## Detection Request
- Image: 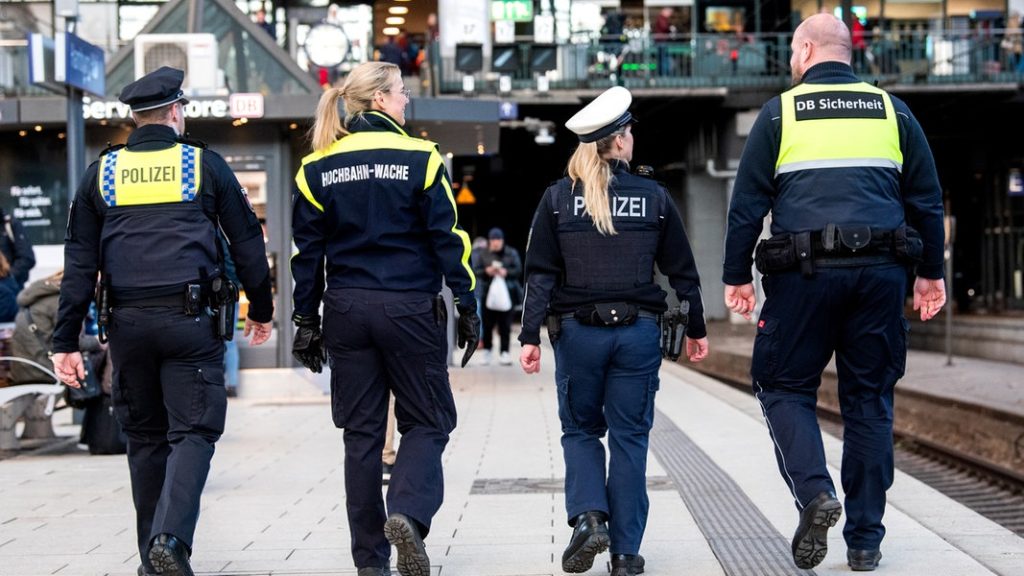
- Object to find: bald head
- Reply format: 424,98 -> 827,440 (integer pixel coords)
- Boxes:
789,14 -> 853,84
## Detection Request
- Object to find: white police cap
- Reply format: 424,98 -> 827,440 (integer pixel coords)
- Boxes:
565,86 -> 634,143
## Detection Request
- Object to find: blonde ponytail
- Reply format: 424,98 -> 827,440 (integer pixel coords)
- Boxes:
310,87 -> 348,153
566,130 -> 624,235
308,61 -> 401,153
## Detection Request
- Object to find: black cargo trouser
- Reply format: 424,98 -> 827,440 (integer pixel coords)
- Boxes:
322,288 -> 456,570
107,305 -> 226,561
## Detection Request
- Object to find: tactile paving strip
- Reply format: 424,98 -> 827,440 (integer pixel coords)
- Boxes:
650,409 -> 815,576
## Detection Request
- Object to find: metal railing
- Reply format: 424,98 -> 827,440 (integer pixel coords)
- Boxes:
3,29 -> 1023,100
433,30 -> 1024,95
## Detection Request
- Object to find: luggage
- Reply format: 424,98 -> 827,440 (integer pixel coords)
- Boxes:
82,394 -> 127,455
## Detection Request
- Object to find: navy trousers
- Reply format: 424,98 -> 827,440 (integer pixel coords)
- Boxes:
553,317 -> 661,555
322,288 -> 456,570
751,264 -> 908,550
108,306 -> 226,560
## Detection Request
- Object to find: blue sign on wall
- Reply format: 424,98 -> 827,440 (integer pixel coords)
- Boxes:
55,33 -> 105,97
499,101 -> 518,120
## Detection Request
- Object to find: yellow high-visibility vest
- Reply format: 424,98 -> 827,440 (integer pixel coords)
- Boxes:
776,82 -> 902,177
98,144 -> 202,206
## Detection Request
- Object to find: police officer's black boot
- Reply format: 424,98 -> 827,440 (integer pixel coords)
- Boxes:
610,553 -> 645,576
136,558 -> 158,576
356,566 -> 393,576
561,511 -> 610,573
148,533 -> 194,576
791,491 -> 842,569
384,513 -> 430,576
847,548 -> 882,571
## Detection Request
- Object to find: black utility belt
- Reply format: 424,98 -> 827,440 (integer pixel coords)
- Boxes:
755,225 -> 923,277
112,279 -> 238,316
561,302 -> 659,328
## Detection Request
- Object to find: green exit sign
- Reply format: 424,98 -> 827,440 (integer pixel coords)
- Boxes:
492,0 -> 533,22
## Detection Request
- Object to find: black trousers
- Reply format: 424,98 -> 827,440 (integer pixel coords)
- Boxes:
108,306 -> 226,560
323,288 -> 456,570
482,307 -> 512,353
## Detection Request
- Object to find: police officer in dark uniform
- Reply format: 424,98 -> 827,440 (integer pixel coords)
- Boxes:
290,61 -> 479,576
723,14 -> 946,572
52,67 -> 275,576
519,86 -> 709,576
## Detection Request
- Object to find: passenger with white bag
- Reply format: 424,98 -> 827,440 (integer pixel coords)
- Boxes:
473,228 -> 522,365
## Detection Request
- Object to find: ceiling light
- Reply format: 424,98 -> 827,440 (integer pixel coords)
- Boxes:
383,27 -> 400,36
34,125 -> 42,131
389,6 -> 409,15
385,16 -> 405,25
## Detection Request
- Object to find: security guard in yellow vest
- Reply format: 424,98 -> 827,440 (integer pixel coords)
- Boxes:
722,15 -> 946,573
52,67 -> 274,576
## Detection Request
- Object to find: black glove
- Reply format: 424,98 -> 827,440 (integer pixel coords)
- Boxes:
456,305 -> 480,368
292,313 -> 327,373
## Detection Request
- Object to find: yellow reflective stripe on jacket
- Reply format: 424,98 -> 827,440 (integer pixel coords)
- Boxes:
777,82 -> 902,177
439,172 -> 476,291
296,131 -> 440,211
98,144 -> 202,206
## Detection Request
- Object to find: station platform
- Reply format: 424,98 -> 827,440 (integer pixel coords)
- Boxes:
1,337 -> 1022,576
692,321 -> 1024,480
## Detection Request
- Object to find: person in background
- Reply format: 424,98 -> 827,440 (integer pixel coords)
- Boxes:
219,234 -> 241,397
722,14 -> 946,572
473,227 -> 522,366
0,253 -> 20,322
254,8 -> 276,41
519,86 -> 708,576
0,206 -> 35,291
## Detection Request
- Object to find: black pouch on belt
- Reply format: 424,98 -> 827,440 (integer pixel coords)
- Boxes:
754,234 -> 798,274
837,225 -> 873,252
576,302 -> 637,327
892,226 -> 924,264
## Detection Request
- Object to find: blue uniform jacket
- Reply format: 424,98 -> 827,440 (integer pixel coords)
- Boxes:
519,162 -> 706,345
291,111 -> 476,316
723,62 -> 945,285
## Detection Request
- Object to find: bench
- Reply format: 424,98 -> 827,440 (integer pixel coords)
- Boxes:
0,357 -> 64,451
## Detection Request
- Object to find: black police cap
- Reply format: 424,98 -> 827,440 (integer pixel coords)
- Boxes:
119,66 -> 189,112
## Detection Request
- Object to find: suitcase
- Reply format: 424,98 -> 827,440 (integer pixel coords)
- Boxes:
83,394 -> 127,455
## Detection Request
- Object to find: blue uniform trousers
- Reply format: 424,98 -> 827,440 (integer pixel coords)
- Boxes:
108,306 -> 226,560
553,317 -> 661,555
751,264 -> 908,550
322,288 -> 456,570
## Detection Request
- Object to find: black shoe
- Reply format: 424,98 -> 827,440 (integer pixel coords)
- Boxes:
791,491 -> 842,569
382,463 -> 393,485
137,561 -> 158,576
610,553 -> 645,576
561,511 -> 610,573
384,513 -> 430,576
148,534 -> 194,576
848,549 -> 882,571
357,567 -> 392,576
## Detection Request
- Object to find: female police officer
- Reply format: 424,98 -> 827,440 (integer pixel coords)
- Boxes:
290,61 -> 479,576
518,86 -> 709,576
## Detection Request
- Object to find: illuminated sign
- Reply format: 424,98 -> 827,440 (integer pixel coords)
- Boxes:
55,33 -> 105,96
82,98 -> 231,120
229,93 -> 264,119
491,0 -> 533,22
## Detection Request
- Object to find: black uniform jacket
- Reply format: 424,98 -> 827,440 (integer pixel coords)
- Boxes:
291,111 -> 476,316
53,124 -> 274,353
519,161 -> 706,345
723,62 -> 945,285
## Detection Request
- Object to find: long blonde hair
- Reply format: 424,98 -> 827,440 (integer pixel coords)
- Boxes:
566,130 -> 624,235
309,62 -> 401,152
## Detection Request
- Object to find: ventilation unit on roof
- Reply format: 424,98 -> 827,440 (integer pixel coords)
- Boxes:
134,33 -> 219,96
